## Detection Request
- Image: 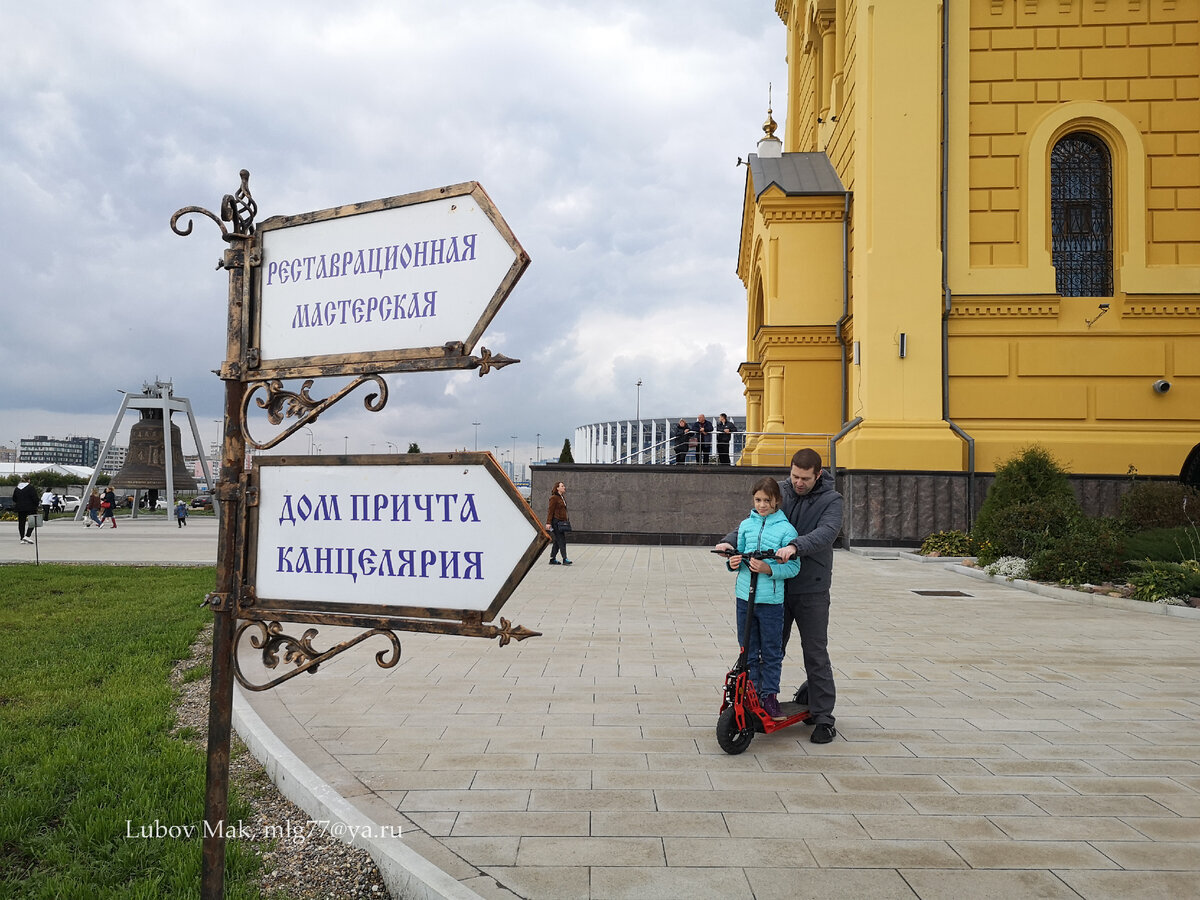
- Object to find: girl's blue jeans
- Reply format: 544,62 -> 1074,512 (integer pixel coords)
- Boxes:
736,598 -> 784,696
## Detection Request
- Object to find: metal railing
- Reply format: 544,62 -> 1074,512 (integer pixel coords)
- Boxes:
607,432 -> 836,468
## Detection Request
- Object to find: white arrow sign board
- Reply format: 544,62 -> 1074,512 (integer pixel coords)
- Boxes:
252,182 -> 528,377
249,454 -> 545,617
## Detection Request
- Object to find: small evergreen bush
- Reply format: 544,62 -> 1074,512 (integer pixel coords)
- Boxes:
920,530 -> 974,557
1026,516 -> 1125,585
972,446 -> 1080,563
973,494 -> 1081,565
1118,480 -> 1199,530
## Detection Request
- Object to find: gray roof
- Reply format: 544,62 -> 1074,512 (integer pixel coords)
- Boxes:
749,152 -> 845,199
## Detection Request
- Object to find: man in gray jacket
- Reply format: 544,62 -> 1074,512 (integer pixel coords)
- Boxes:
718,448 -> 844,743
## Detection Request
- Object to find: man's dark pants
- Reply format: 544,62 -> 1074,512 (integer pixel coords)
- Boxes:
781,589 -> 835,727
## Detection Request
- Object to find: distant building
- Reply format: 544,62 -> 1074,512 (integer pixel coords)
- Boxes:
19,435 -> 102,467
0,445 -> 16,464
574,416 -> 745,464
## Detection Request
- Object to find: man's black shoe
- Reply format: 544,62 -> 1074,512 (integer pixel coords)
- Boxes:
810,723 -> 836,744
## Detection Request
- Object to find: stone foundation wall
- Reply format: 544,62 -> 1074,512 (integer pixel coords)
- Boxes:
532,465 -> 1156,547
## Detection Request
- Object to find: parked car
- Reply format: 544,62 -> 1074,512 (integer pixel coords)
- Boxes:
61,495 -> 81,512
191,494 -> 213,509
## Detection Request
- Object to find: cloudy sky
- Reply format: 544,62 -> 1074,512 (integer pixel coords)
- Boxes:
1,1 -> 786,473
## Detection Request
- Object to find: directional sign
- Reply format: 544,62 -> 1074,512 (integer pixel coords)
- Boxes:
247,452 -> 547,620
252,182 -> 529,379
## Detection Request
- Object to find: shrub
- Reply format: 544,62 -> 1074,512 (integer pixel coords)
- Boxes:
1119,481 -> 1200,531
973,494 -> 1081,565
920,530 -> 974,557
1126,559 -> 1200,604
1121,525 -> 1200,564
1026,516 -> 1125,585
972,446 -> 1079,562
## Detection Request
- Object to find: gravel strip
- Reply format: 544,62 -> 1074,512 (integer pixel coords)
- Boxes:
171,625 -> 392,899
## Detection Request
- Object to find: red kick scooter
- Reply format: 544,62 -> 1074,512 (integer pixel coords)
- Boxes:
714,548 -> 810,754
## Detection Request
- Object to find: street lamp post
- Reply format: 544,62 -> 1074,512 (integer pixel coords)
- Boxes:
635,380 -> 643,462
344,435 -> 348,455
472,421 -> 481,451
386,441 -> 397,453
302,426 -> 313,455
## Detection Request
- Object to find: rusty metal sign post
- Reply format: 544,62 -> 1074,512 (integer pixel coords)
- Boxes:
171,171 -> 544,898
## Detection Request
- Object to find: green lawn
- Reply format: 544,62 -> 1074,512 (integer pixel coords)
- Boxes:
0,565 -> 262,899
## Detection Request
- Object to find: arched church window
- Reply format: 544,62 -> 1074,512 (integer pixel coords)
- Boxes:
1050,132 -> 1113,297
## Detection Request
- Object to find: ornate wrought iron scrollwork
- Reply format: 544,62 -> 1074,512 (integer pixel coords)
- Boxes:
233,620 -> 402,692
473,347 -> 518,377
171,169 -> 258,243
490,617 -> 540,646
240,374 -> 388,450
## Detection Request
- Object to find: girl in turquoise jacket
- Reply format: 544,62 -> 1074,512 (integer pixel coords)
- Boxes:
727,477 -> 801,719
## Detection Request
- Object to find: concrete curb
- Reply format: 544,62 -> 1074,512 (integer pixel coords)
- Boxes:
944,562 -> 1200,620
232,686 -> 485,900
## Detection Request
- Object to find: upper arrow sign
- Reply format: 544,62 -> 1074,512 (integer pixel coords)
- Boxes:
250,182 -> 529,379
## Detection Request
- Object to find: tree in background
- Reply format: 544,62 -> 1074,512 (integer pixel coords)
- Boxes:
558,440 -> 574,464
407,443 -> 421,453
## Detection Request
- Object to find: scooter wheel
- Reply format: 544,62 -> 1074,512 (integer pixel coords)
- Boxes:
716,706 -> 754,755
793,682 -> 809,706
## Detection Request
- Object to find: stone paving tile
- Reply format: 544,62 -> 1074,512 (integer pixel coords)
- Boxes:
396,789 -> 530,812
723,811 -> 868,839
805,838 -> 967,868
706,771 -> 830,792
900,868 -> 1080,899
591,770 -> 712,791
988,815 -> 1148,841
746,867 -> 919,899
664,837 -> 815,868
450,811 -> 589,837
1055,870 -> 1200,899
528,789 -> 656,812
952,839 -> 1121,869
779,793 -> 920,815
478,866 -> 591,900
654,789 -> 789,813
854,814 -> 1007,840
515,836 -> 665,867
1089,840 -> 1200,869
1029,795 -> 1182,817
591,866 -> 754,900
902,793 -> 1049,816
1120,816 -> 1200,841
591,811 -> 730,837
470,770 -> 592,790
441,836 -> 520,866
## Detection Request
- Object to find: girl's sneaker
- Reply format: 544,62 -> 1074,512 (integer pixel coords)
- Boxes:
761,694 -> 784,720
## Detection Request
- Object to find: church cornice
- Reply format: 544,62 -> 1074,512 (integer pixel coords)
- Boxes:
1123,302 -> 1200,318
950,300 -> 1060,318
760,207 -> 846,224
754,326 -> 841,348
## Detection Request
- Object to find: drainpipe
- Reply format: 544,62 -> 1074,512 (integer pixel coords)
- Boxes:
941,0 -> 976,526
836,192 -> 852,424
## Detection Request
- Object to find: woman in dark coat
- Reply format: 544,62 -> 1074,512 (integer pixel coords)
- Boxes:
545,481 -> 572,565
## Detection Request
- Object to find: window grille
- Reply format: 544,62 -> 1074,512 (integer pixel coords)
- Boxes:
1050,133 -> 1113,297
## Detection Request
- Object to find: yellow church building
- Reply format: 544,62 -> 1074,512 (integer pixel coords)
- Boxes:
737,0 -> 1200,501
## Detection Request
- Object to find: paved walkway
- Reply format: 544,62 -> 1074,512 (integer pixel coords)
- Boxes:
5,520 -> 1198,899
240,545 -> 1199,900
